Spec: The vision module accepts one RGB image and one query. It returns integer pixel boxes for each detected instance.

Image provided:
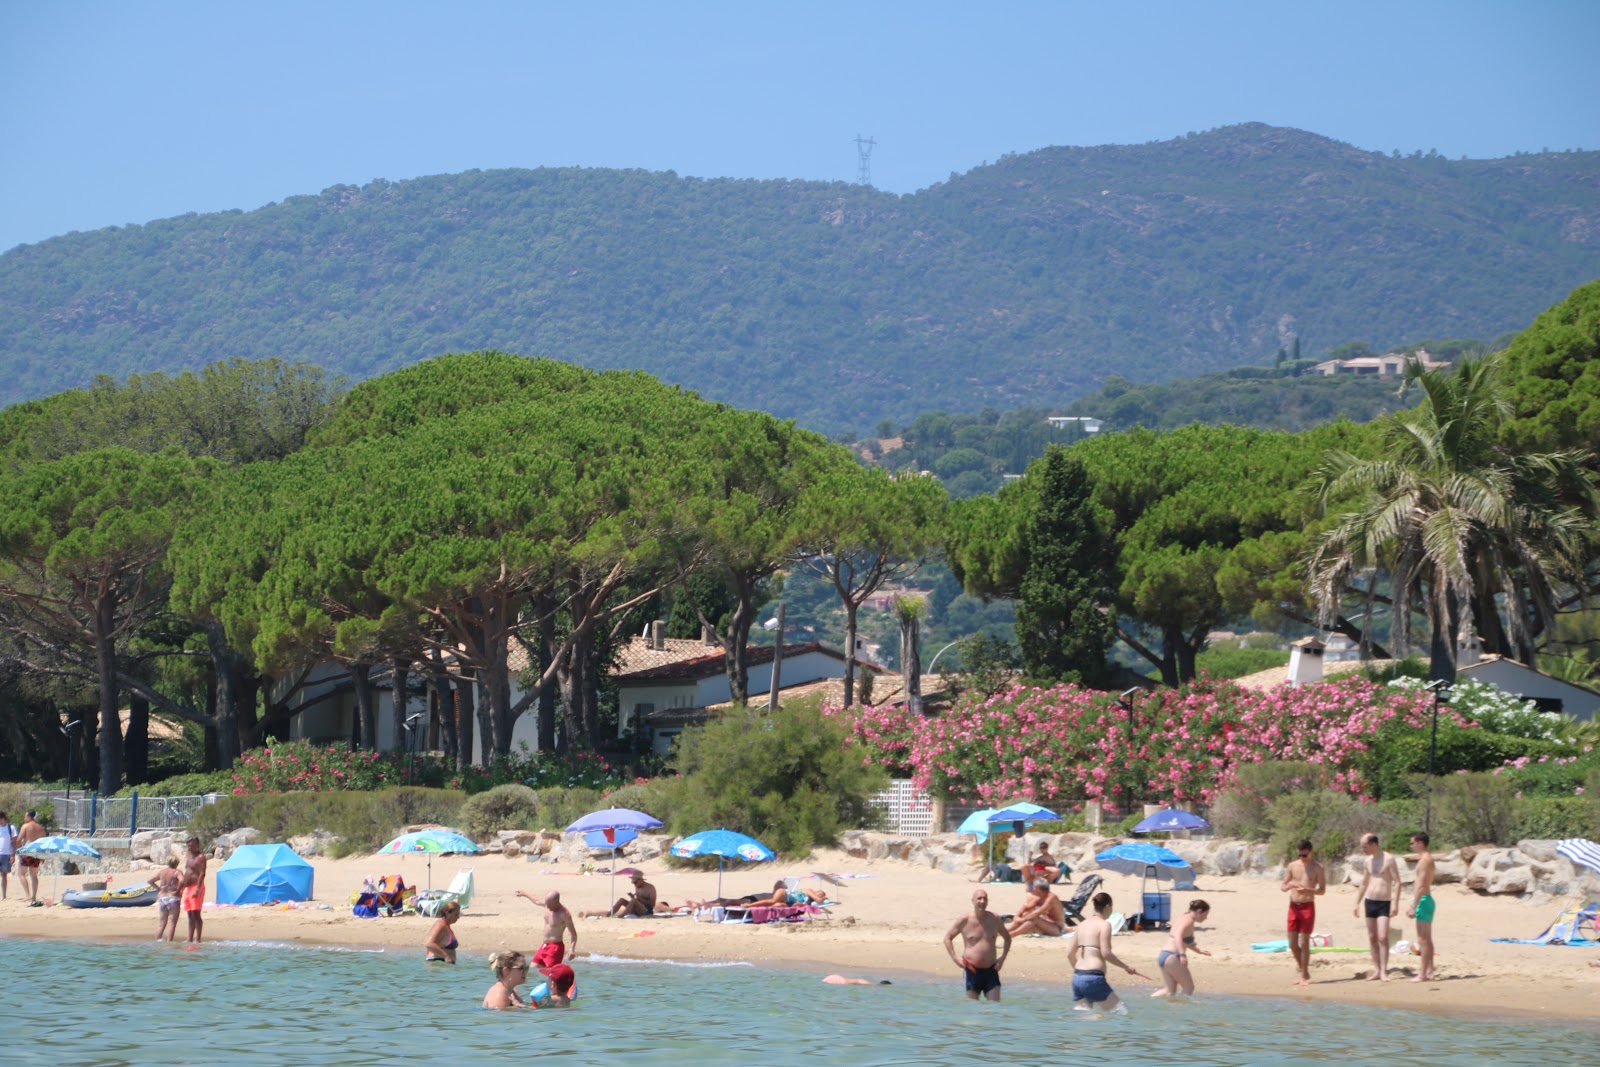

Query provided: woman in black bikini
[1153,900,1211,998]
[424,900,461,963]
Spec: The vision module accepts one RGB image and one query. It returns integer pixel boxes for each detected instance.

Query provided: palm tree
[1304,356,1598,680]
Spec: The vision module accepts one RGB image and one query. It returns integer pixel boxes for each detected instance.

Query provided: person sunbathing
[688,879,823,910]
[1006,880,1066,937]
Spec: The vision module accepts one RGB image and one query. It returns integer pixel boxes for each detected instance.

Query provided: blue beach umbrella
[956,808,1001,842]
[671,828,776,898]
[567,807,664,912]
[983,802,1060,875]
[216,843,315,904]
[1093,841,1193,882]
[1131,809,1211,834]
[377,829,482,891]
[18,835,102,905]
[1556,838,1600,875]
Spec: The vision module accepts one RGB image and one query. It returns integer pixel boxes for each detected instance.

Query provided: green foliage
[1357,719,1563,800]
[1265,790,1392,862]
[1512,796,1595,842]
[0,783,44,823]
[114,771,234,799]
[4,127,1596,432]
[1429,771,1518,847]
[1192,646,1290,679]
[455,784,603,839]
[665,700,889,855]
[1209,761,1335,841]
[187,787,465,856]
[1014,449,1114,687]
[953,632,1020,698]
[1500,279,1600,454]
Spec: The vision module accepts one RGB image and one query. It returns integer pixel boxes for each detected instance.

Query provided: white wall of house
[616,648,850,736]
[1459,660,1600,721]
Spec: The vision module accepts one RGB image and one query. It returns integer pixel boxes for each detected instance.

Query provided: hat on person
[540,964,576,995]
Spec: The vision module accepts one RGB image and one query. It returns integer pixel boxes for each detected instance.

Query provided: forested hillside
[2,124,1597,432]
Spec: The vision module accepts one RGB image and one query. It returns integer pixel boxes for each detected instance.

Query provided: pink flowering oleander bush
[829,675,1441,806]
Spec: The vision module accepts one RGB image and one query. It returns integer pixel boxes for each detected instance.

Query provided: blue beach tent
[215,843,315,904]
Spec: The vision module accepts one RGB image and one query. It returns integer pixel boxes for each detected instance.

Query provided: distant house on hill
[1311,349,1450,378]
[1045,416,1104,434]
[615,627,885,756]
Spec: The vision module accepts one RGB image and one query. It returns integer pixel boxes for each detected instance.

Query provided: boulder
[502,843,522,858]
[497,830,540,846]
[130,830,174,863]
[1431,852,1467,885]
[1516,840,1562,863]
[288,829,339,857]
[1486,865,1533,895]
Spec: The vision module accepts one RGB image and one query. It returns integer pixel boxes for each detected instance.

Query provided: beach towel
[1489,897,1599,946]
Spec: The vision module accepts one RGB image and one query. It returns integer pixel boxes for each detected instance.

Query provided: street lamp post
[764,603,786,713]
[61,718,83,802]
[401,713,424,785]
[1422,680,1451,835]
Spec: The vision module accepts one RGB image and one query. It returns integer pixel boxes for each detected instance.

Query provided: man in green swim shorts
[1406,831,1437,982]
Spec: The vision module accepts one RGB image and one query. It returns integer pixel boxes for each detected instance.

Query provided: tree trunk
[454,680,475,771]
[536,605,557,752]
[723,576,757,705]
[475,679,493,767]
[125,693,150,786]
[842,601,860,706]
[94,599,123,795]
[556,656,582,755]
[207,621,244,768]
[391,657,410,755]
[1428,587,1462,683]
[900,611,922,715]
[350,663,375,750]
[483,626,514,757]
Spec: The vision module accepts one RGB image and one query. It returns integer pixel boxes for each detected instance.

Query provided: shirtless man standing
[943,889,1012,1002]
[17,811,45,906]
[517,888,578,967]
[1353,833,1401,981]
[1280,839,1326,986]
[1406,831,1437,982]
[181,837,208,943]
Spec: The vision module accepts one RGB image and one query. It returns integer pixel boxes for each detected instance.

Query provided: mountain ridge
[2,123,1596,432]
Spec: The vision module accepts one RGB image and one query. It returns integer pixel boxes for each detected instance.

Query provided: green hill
[2,123,1596,432]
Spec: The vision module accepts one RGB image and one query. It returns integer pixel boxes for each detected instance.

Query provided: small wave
[583,952,753,969]
[213,939,387,955]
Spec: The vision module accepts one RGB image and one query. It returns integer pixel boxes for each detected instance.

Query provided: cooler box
[1141,891,1172,924]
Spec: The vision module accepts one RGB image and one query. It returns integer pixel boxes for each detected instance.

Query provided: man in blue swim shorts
[944,889,1011,1001]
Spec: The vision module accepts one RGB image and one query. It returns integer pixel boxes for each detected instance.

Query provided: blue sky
[2,1,1597,253]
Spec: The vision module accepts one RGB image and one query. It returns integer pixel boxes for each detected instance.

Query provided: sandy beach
[5,847,1598,1026]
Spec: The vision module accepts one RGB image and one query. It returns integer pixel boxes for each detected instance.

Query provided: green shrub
[1265,790,1391,863]
[1192,647,1289,680]
[529,787,604,833]
[1430,771,1518,846]
[1512,796,1595,841]
[186,787,467,856]
[666,701,889,855]
[1358,720,1562,799]
[115,771,235,799]
[1499,752,1600,797]
[459,784,542,838]
[600,780,678,825]
[1374,797,1425,851]
[1211,761,1335,841]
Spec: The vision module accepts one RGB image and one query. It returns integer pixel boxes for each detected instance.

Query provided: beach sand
[5,849,1598,1024]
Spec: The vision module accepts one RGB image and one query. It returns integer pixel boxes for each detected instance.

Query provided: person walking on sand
[516,888,578,967]
[1153,900,1212,999]
[148,858,182,941]
[17,810,45,906]
[1406,831,1437,982]
[1281,838,1326,986]
[943,888,1012,1002]
[0,811,16,900]
[1069,892,1150,1013]
[181,837,208,943]
[1353,833,1401,981]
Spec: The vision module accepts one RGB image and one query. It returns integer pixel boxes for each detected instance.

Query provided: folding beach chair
[416,868,475,918]
[1060,874,1103,927]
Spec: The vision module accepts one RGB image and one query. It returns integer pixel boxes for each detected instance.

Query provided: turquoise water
[9,936,1596,1066]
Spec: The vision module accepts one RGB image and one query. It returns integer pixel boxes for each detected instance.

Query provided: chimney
[702,623,718,647]
[650,620,665,651]
[1287,636,1325,686]
[1457,632,1483,667]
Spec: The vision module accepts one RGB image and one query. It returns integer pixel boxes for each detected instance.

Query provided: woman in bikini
[1067,892,1149,1013]
[1153,899,1212,998]
[147,858,182,942]
[424,900,461,963]
[482,950,531,1009]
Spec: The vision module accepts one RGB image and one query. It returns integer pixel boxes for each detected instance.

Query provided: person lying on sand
[687,880,825,910]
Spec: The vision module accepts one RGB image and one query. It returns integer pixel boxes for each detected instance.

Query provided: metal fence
[49,794,219,834]
[869,779,935,836]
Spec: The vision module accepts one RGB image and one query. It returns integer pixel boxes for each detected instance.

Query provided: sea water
[7,936,1595,1067]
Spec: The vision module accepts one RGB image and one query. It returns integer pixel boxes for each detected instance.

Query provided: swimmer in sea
[1152,900,1212,998]
[529,963,576,1008]
[944,888,1011,1002]
[483,951,531,1009]
[424,900,461,964]
[822,975,892,985]
[1068,892,1150,1014]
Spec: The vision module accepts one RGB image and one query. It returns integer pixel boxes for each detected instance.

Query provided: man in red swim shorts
[516,888,577,966]
[182,836,208,944]
[1280,839,1325,987]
